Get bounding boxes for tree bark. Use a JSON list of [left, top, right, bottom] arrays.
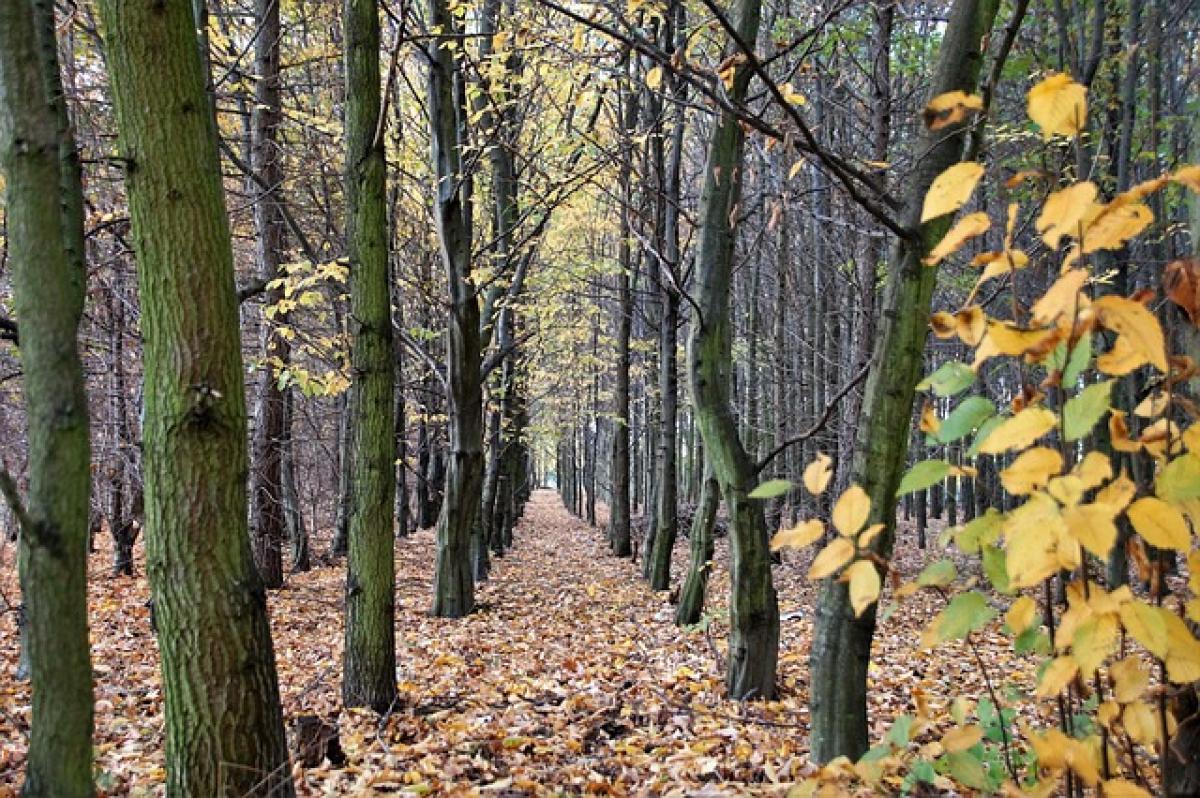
[[248, 0, 287, 589], [97, 0, 294, 790], [687, 0, 778, 701], [0, 1, 94, 793], [341, 0, 398, 711], [808, 0, 1001, 763], [430, 0, 483, 617]]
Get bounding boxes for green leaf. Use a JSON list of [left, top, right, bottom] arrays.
[[1015, 625, 1050, 655], [917, 559, 957, 587], [955, 508, 1004, 554], [936, 591, 997, 642], [1062, 379, 1113, 442], [898, 460, 951, 496], [1156, 453, 1200, 503], [982, 544, 1012, 594], [748, 479, 792, 499], [1062, 333, 1092, 386], [887, 714, 914, 747], [933, 396, 996, 444], [967, 413, 1006, 457], [940, 751, 990, 790], [917, 361, 975, 397]]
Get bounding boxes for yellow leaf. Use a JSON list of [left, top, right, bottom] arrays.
[[1092, 295, 1168, 372], [930, 311, 957, 338], [1082, 202, 1153, 253], [1005, 494, 1067, 588], [1037, 181, 1098, 248], [1127, 496, 1191, 551], [1072, 614, 1119, 676], [858, 523, 886, 548], [999, 447, 1063, 495], [844, 560, 881, 617], [1037, 655, 1078, 697], [919, 401, 941, 435], [770, 519, 824, 551], [921, 162, 985, 223], [1096, 334, 1149, 376], [974, 249, 1030, 287], [978, 406, 1058, 454], [808, 537, 855, 580], [1073, 451, 1112, 489], [1031, 268, 1087, 325], [1172, 164, 1200, 193], [1005, 595, 1037, 634], [955, 306, 986, 346], [1102, 779, 1152, 798], [923, 212, 990, 266], [1063, 503, 1118, 558], [1027, 73, 1088, 139], [940, 724, 984, 753], [645, 66, 663, 89], [1096, 472, 1136, 511], [1109, 657, 1148, 703], [984, 321, 1060, 357], [1122, 700, 1159, 747], [923, 91, 983, 130], [1119, 600, 1169, 658], [803, 452, 833, 494], [832, 484, 870, 538]]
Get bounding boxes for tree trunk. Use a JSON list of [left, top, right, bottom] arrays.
[[97, 0, 294, 790], [0, 2, 94, 792], [341, 0, 398, 711], [248, 0, 287, 589], [676, 466, 719, 626], [430, 0, 483, 617], [687, 0, 778, 701], [808, 0, 1001, 763]]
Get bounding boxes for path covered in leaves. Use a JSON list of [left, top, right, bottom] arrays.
[[0, 490, 1038, 795]]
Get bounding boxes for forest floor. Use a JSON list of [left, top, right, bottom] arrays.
[[0, 490, 1046, 796]]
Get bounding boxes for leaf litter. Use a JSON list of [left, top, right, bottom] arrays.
[[0, 491, 1056, 795]]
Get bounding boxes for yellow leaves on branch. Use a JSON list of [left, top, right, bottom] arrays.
[[843, 560, 881, 618], [770, 519, 823, 551], [832, 485, 870, 538], [808, 537, 855, 581], [1027, 73, 1087, 139], [1126, 497, 1191, 552], [999, 447, 1062, 495], [1030, 268, 1087, 325], [921, 162, 984, 223]]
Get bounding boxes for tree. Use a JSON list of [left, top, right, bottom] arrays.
[[248, 0, 288, 589], [430, 0, 484, 617], [687, 0, 779, 700], [808, 0, 1003, 763], [96, 0, 294, 792], [342, 0, 398, 711], [0, 1, 93, 793]]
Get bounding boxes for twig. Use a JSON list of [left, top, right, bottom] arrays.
[[754, 362, 870, 475]]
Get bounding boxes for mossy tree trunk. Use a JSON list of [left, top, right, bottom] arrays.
[[430, 0, 483, 617], [675, 464, 719, 626], [0, 2, 93, 793], [808, 0, 1001, 763], [97, 0, 294, 792], [342, 0, 398, 711], [686, 0, 778, 700]]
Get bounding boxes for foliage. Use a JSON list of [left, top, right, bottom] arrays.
[[774, 74, 1200, 795]]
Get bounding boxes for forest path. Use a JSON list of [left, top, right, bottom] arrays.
[[0, 490, 1006, 795]]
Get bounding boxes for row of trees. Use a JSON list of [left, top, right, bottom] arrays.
[[2, 0, 1198, 792]]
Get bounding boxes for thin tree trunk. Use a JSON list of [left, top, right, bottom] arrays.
[[0, 2, 94, 792], [687, 0, 778, 700], [342, 0, 398, 711], [676, 465, 719, 626]]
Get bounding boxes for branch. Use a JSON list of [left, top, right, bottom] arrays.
[[753, 362, 870, 476]]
